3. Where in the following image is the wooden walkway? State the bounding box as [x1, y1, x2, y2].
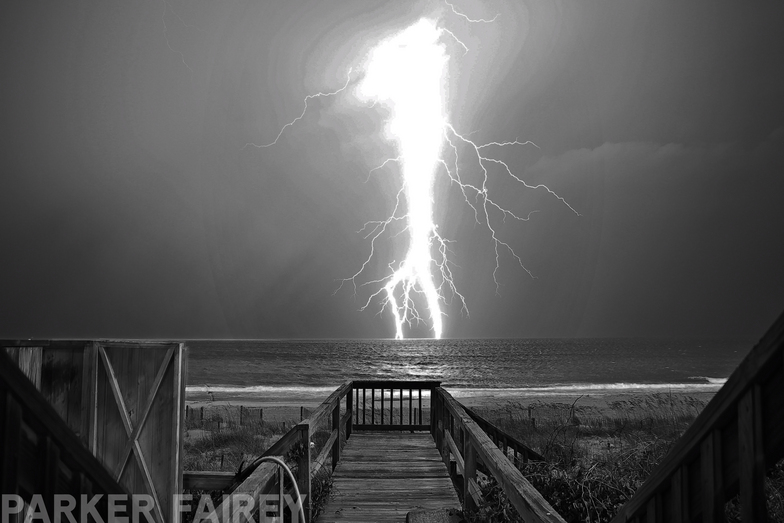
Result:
[317, 432, 460, 522]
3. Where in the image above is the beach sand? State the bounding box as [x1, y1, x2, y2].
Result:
[185, 388, 717, 429]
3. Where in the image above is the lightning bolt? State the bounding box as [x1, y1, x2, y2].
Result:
[160, 0, 195, 74]
[444, 0, 500, 23]
[252, 14, 578, 340]
[244, 70, 354, 149]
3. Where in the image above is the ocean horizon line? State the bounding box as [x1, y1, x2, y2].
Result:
[186, 377, 728, 397]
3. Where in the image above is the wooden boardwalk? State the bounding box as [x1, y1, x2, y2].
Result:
[317, 432, 460, 522]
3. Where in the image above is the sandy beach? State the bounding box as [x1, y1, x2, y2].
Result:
[185, 388, 718, 428]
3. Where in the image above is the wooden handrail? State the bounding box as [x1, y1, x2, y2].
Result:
[463, 406, 545, 463]
[214, 381, 354, 522]
[610, 310, 784, 523]
[434, 387, 566, 522]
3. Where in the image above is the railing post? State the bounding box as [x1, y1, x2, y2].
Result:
[430, 388, 437, 436]
[346, 386, 353, 440]
[739, 385, 766, 522]
[296, 423, 311, 523]
[332, 401, 340, 471]
[464, 436, 477, 513]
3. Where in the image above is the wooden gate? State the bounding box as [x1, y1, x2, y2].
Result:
[2, 340, 186, 523]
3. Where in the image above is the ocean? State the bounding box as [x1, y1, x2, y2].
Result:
[184, 338, 750, 404]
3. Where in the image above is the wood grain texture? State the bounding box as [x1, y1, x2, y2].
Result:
[318, 432, 460, 522]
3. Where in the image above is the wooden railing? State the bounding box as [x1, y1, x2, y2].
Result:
[610, 311, 784, 523]
[210, 381, 353, 522]
[432, 387, 566, 522]
[351, 380, 440, 431]
[463, 406, 545, 465]
[1, 349, 128, 519]
[198, 380, 556, 521]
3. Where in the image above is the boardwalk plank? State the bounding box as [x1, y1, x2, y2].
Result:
[318, 432, 460, 522]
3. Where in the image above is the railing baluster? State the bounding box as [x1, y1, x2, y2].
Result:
[701, 429, 724, 522]
[380, 388, 384, 425]
[739, 384, 766, 522]
[371, 388, 375, 425]
[409, 388, 413, 425]
[400, 388, 403, 425]
[646, 493, 661, 523]
[671, 466, 686, 523]
[362, 388, 366, 426]
[419, 389, 422, 425]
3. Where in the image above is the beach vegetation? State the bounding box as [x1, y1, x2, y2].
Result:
[466, 394, 784, 522]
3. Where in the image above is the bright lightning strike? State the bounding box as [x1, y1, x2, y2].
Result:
[353, 19, 451, 340]
[254, 13, 578, 340]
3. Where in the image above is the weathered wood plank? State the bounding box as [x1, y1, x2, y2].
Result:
[312, 429, 338, 477]
[183, 471, 236, 490]
[319, 433, 459, 523]
[0, 350, 127, 499]
[701, 430, 723, 523]
[739, 385, 766, 522]
[216, 460, 279, 523]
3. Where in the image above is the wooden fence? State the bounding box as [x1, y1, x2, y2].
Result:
[610, 310, 784, 522]
[1, 349, 129, 520]
[2, 340, 187, 523]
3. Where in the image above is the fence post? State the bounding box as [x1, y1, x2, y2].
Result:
[296, 423, 311, 523]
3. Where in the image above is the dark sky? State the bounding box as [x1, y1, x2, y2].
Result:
[2, 1, 783, 340]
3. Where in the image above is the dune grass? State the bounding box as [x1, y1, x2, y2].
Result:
[181, 408, 340, 522]
[466, 394, 784, 523]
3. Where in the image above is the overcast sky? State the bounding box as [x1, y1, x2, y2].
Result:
[2, 1, 783, 340]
